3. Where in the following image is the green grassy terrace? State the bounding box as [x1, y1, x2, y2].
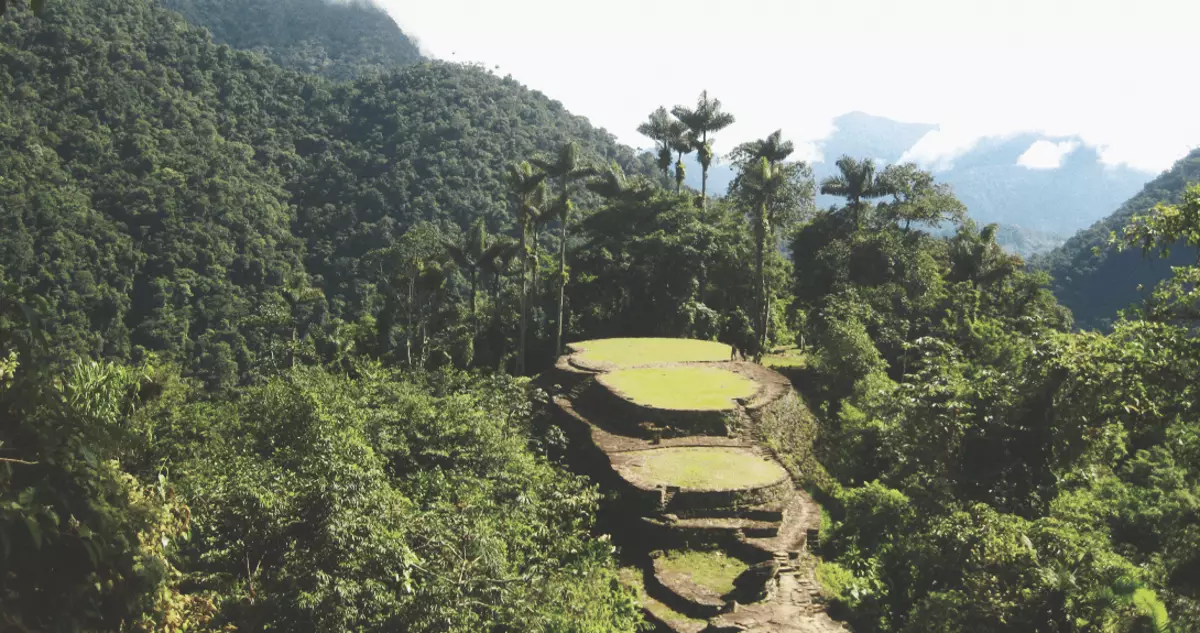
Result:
[600, 366, 757, 410]
[570, 338, 732, 368]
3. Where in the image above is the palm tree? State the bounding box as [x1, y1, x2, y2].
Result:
[444, 219, 485, 330]
[819, 155, 894, 230]
[948, 222, 1019, 288]
[737, 157, 813, 356]
[666, 120, 692, 195]
[636, 107, 676, 186]
[532, 141, 597, 358]
[586, 161, 653, 203]
[672, 90, 736, 206]
[505, 161, 547, 374]
[731, 129, 794, 167]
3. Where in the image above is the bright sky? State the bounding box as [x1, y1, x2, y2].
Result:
[377, 0, 1200, 172]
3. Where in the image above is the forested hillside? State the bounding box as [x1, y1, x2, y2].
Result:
[3, 0, 1200, 632]
[161, 0, 423, 79]
[0, 0, 652, 385]
[1035, 148, 1200, 329]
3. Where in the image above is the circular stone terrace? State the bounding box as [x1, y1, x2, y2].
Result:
[554, 337, 799, 505]
[615, 446, 789, 491]
[567, 337, 732, 372]
[598, 366, 758, 412]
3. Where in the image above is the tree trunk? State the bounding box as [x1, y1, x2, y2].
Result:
[469, 268, 478, 335]
[555, 217, 568, 359]
[700, 130, 708, 208]
[405, 276, 415, 368]
[675, 151, 684, 195]
[532, 228, 541, 291]
[755, 217, 766, 361]
[518, 227, 528, 375]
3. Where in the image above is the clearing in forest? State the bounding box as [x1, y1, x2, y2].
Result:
[569, 337, 731, 368]
[600, 366, 757, 410]
[619, 446, 788, 490]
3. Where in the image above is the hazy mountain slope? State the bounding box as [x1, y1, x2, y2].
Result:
[811, 111, 938, 208]
[161, 0, 422, 79]
[934, 135, 1151, 235]
[1033, 148, 1200, 329]
[695, 112, 1151, 257]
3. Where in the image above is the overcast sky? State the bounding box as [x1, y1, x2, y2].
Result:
[376, 0, 1200, 172]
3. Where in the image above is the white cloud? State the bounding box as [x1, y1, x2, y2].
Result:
[1016, 140, 1080, 169]
[899, 129, 986, 171]
[377, 0, 1200, 173]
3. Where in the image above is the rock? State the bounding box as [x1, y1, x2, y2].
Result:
[729, 560, 780, 603]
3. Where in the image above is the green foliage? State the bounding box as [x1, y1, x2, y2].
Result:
[166, 366, 640, 632]
[0, 0, 657, 381]
[163, 0, 422, 80]
[1036, 149, 1200, 330]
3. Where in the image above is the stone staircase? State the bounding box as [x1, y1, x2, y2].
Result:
[545, 342, 848, 633]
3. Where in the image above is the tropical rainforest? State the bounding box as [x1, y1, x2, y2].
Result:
[1, 0, 1198, 632]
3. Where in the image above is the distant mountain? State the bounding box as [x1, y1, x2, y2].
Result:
[810, 111, 938, 208]
[161, 0, 422, 79]
[1032, 148, 1200, 330]
[692, 112, 1152, 257]
[931, 134, 1152, 236]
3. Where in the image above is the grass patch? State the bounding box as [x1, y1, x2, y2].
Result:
[616, 566, 706, 626]
[762, 347, 807, 369]
[626, 446, 787, 490]
[571, 337, 730, 367]
[658, 550, 749, 596]
[601, 366, 757, 410]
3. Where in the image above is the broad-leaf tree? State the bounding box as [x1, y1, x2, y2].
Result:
[876, 163, 967, 231]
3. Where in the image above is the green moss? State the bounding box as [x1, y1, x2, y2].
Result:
[625, 447, 787, 490]
[571, 338, 731, 367]
[616, 566, 706, 626]
[601, 366, 757, 410]
[658, 550, 749, 596]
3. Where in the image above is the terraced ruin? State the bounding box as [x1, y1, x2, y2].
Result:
[547, 338, 847, 633]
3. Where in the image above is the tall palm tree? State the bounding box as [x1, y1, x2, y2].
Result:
[585, 161, 653, 203]
[505, 161, 547, 374]
[666, 120, 692, 196]
[672, 90, 736, 206]
[479, 239, 519, 336]
[819, 155, 892, 230]
[532, 141, 597, 358]
[732, 129, 794, 167]
[739, 157, 792, 356]
[636, 107, 676, 186]
[444, 219, 486, 331]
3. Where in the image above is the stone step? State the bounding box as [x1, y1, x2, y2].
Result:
[671, 502, 787, 523]
[640, 515, 782, 550]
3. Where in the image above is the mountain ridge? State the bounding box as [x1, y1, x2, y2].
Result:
[687, 112, 1151, 257]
